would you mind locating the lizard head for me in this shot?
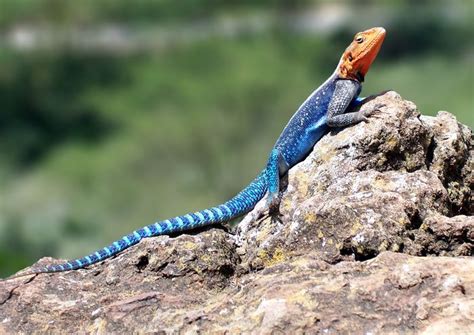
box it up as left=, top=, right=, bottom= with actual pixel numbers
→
left=337, top=27, right=386, bottom=82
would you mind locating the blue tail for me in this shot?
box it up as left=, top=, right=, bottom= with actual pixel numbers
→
left=34, top=170, right=268, bottom=274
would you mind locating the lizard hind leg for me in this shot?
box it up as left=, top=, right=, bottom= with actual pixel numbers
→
left=265, top=148, right=289, bottom=214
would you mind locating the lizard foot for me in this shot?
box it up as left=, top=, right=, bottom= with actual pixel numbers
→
left=266, top=194, right=281, bottom=215
left=249, top=195, right=281, bottom=222
left=251, top=207, right=283, bottom=223
left=362, top=103, right=385, bottom=121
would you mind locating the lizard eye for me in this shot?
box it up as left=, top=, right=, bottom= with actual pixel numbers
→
left=355, top=36, right=364, bottom=43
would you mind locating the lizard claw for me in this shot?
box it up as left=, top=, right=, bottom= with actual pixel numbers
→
left=266, top=194, right=281, bottom=215
left=362, top=103, right=385, bottom=120
left=374, top=103, right=386, bottom=110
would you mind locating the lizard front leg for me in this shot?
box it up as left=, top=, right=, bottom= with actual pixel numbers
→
left=327, top=104, right=384, bottom=127
left=326, top=79, right=383, bottom=128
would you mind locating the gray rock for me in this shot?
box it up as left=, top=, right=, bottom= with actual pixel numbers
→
left=1, top=92, right=472, bottom=334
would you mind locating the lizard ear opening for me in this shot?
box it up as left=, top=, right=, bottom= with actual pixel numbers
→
left=356, top=71, right=365, bottom=82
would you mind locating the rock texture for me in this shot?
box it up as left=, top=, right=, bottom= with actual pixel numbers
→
left=1, top=92, right=473, bottom=334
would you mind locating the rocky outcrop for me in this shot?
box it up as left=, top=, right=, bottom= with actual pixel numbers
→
left=237, top=93, right=472, bottom=270
left=1, top=92, right=472, bottom=334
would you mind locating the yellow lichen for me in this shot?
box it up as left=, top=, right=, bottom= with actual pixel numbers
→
left=378, top=240, right=388, bottom=252
left=258, top=247, right=287, bottom=267
left=288, top=289, right=316, bottom=309
left=304, top=212, right=317, bottom=223
left=404, top=153, right=419, bottom=170
left=385, top=135, right=399, bottom=150
left=293, top=171, right=310, bottom=197
left=281, top=198, right=293, bottom=212
left=356, top=245, right=365, bottom=254
left=183, top=241, right=198, bottom=250
left=256, top=224, right=272, bottom=244
left=200, top=254, right=212, bottom=264
left=350, top=220, right=363, bottom=235
left=314, top=144, right=336, bottom=162
left=373, top=176, right=395, bottom=191
left=87, top=318, right=108, bottom=334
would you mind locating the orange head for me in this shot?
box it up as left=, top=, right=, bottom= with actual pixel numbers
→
left=337, top=27, right=386, bottom=82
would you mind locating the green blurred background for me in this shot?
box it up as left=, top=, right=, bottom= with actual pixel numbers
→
left=0, top=0, right=473, bottom=277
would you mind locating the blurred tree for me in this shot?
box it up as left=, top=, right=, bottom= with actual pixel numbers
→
left=0, top=52, right=126, bottom=167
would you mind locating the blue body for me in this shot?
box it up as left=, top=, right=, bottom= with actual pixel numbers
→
left=30, top=72, right=360, bottom=275
left=274, top=73, right=337, bottom=167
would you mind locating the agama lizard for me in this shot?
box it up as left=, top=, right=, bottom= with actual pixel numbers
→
left=4, top=27, right=386, bottom=280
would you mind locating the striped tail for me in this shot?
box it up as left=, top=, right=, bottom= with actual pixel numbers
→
left=8, top=170, right=268, bottom=278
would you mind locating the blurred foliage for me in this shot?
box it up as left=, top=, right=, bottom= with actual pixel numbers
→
left=0, top=0, right=312, bottom=26
left=0, top=51, right=124, bottom=166
left=0, top=0, right=472, bottom=277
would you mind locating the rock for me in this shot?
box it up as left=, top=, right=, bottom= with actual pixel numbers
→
left=0, top=92, right=473, bottom=333
left=422, top=112, right=473, bottom=214
left=237, top=92, right=472, bottom=268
